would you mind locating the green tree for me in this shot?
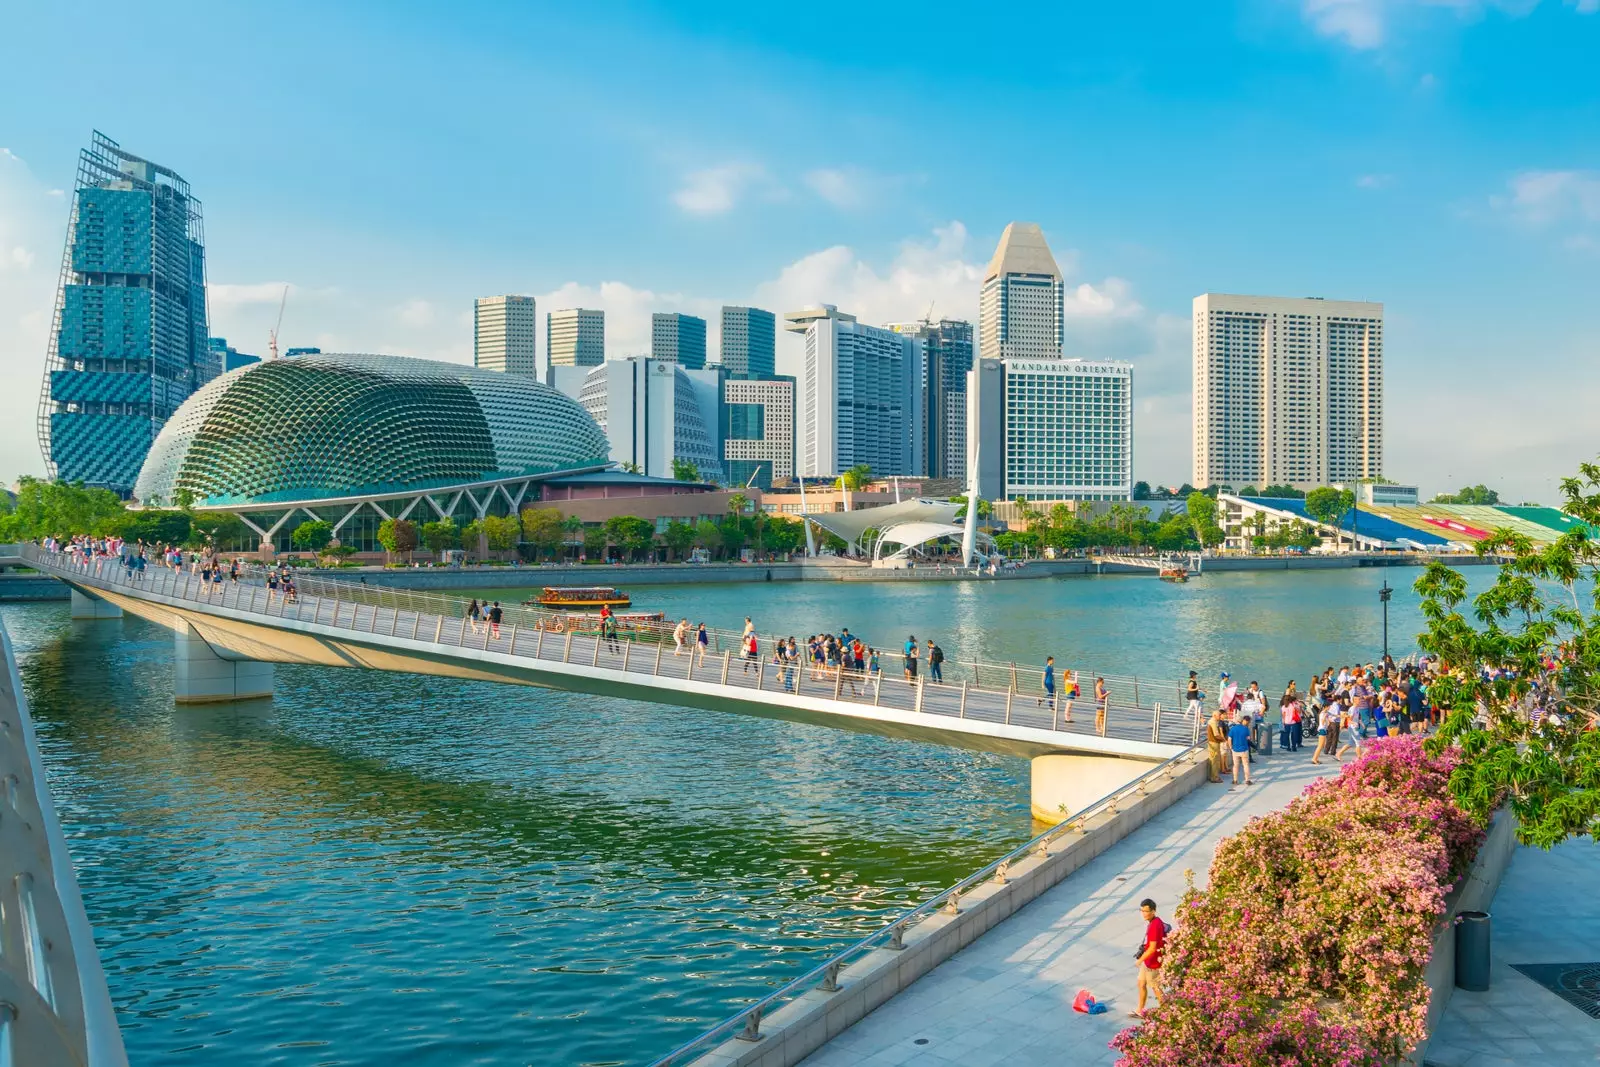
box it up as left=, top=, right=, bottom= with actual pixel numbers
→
left=1305, top=486, right=1356, bottom=549
left=839, top=464, right=872, bottom=491
left=420, top=518, right=460, bottom=556
left=581, top=524, right=607, bottom=560
left=291, top=519, right=334, bottom=553
left=376, top=518, right=418, bottom=561
left=1132, top=480, right=1152, bottom=500
left=661, top=520, right=696, bottom=561
left=187, top=511, right=248, bottom=550
left=620, top=461, right=642, bottom=474
left=1185, top=492, right=1223, bottom=547
left=950, top=495, right=992, bottom=520
left=692, top=519, right=722, bottom=558
left=462, top=518, right=488, bottom=557
left=727, top=491, right=750, bottom=517
left=603, top=515, right=656, bottom=561
left=1432, top=484, right=1501, bottom=505
left=0, top=477, right=128, bottom=540
left=1260, top=483, right=1307, bottom=499
left=121, top=509, right=192, bottom=546
left=761, top=515, right=804, bottom=555
left=1414, top=459, right=1600, bottom=848
left=482, top=514, right=520, bottom=554
left=519, top=507, right=565, bottom=561
left=672, top=458, right=702, bottom=482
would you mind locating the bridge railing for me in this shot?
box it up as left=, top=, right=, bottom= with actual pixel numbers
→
left=645, top=746, right=1201, bottom=1066
left=20, top=546, right=1199, bottom=743
left=0, top=618, right=129, bottom=1067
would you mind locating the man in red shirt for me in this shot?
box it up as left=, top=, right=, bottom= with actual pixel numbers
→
left=1134, top=897, right=1166, bottom=1016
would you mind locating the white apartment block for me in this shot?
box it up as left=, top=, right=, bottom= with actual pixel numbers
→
left=1193, top=293, right=1383, bottom=491
left=978, top=222, right=1064, bottom=362
left=546, top=308, right=605, bottom=380
left=724, top=376, right=794, bottom=487
left=791, top=307, right=924, bottom=478
left=971, top=358, right=1133, bottom=501
left=473, top=295, right=537, bottom=375
left=552, top=357, right=724, bottom=483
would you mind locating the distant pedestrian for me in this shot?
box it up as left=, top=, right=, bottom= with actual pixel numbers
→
left=743, top=629, right=759, bottom=673
left=926, top=639, right=943, bottom=683
left=1132, top=898, right=1167, bottom=1017
left=673, top=618, right=689, bottom=656
left=488, top=601, right=503, bottom=639
left=1185, top=671, right=1202, bottom=730
left=696, top=622, right=709, bottom=665
left=903, top=635, right=919, bottom=682
left=1229, top=712, right=1253, bottom=787
left=1039, top=655, right=1056, bottom=709
left=468, top=598, right=483, bottom=635
left=1205, top=708, right=1227, bottom=783
left=1062, top=669, right=1078, bottom=724
left=1094, top=677, right=1109, bottom=734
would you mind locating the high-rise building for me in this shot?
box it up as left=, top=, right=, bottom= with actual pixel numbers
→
left=719, top=306, right=776, bottom=379
left=207, top=337, right=261, bottom=373
left=969, top=358, right=1134, bottom=501
left=37, top=132, right=213, bottom=495
left=549, top=357, right=725, bottom=482
left=546, top=308, right=605, bottom=381
left=788, top=306, right=924, bottom=478
left=1192, top=293, right=1384, bottom=491
left=283, top=346, right=322, bottom=358
left=474, top=294, right=537, bottom=375
left=889, top=318, right=973, bottom=481
left=651, top=312, right=707, bottom=369
left=978, top=222, right=1064, bottom=362
left=724, top=376, right=795, bottom=489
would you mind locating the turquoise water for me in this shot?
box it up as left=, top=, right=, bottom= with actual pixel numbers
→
left=3, top=565, right=1482, bottom=1065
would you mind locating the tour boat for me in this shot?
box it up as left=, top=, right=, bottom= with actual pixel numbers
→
left=1159, top=565, right=1189, bottom=583
left=528, top=586, right=632, bottom=609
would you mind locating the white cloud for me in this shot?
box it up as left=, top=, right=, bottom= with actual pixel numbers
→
left=804, top=167, right=869, bottom=209
left=537, top=279, right=722, bottom=359
left=1356, top=173, right=1395, bottom=189
left=671, top=162, right=776, bottom=216
left=209, top=281, right=294, bottom=308
left=1501, top=169, right=1600, bottom=226
left=1299, top=0, right=1573, bottom=50
left=396, top=298, right=436, bottom=328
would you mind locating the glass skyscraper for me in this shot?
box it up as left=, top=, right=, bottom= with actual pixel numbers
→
left=719, top=306, right=776, bottom=379
left=38, top=132, right=214, bottom=495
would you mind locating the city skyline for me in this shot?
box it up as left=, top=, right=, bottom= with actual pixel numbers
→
left=2, top=1, right=1598, bottom=501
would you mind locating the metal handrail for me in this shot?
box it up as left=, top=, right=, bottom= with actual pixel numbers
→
left=646, top=745, right=1200, bottom=1066
left=17, top=544, right=1186, bottom=713
left=0, top=618, right=129, bottom=1067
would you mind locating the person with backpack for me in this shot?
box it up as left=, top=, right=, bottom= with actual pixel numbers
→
left=1133, top=898, right=1168, bottom=1017
left=926, top=639, right=944, bottom=683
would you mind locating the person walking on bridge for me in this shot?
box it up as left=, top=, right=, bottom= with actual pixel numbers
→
left=903, top=635, right=919, bottom=683
left=1039, top=656, right=1056, bottom=709
left=1205, top=708, right=1227, bottom=783
left=488, top=601, right=503, bottom=639
left=927, top=638, right=943, bottom=684
left=673, top=618, right=689, bottom=656
left=1185, top=672, right=1203, bottom=732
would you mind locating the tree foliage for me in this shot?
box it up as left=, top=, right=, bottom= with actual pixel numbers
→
left=482, top=514, right=520, bottom=553
left=672, top=458, right=701, bottom=482
left=420, top=518, right=460, bottom=555
left=1185, top=492, right=1224, bottom=547
left=519, top=507, right=565, bottom=560
left=1414, top=458, right=1600, bottom=848
left=1431, top=484, right=1501, bottom=505
left=603, top=515, right=656, bottom=560
left=376, top=518, right=418, bottom=559
left=0, top=477, right=128, bottom=540
left=838, top=464, right=872, bottom=491
left=291, top=519, right=334, bottom=552
left=661, top=520, right=696, bottom=560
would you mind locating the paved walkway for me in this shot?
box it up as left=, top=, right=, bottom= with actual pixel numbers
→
left=1426, top=837, right=1600, bottom=1066
left=800, top=752, right=1336, bottom=1067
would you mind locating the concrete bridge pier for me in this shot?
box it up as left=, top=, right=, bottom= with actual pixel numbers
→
left=1031, top=754, right=1158, bottom=825
left=173, top=619, right=273, bottom=704
left=69, top=588, right=122, bottom=619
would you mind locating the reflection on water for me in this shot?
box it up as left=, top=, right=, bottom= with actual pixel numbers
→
left=3, top=566, right=1492, bottom=1065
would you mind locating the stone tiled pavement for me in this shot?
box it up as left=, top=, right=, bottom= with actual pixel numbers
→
left=1425, top=838, right=1600, bottom=1067
left=800, top=751, right=1337, bottom=1067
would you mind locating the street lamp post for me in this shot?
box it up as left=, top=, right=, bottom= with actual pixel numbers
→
left=1379, top=579, right=1392, bottom=660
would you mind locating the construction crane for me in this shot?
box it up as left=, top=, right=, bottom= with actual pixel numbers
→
left=268, top=285, right=289, bottom=360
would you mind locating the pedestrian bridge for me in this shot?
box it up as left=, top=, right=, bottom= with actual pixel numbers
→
left=3, top=545, right=1197, bottom=824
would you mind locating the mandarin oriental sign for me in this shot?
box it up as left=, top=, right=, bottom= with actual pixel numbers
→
left=1004, top=360, right=1131, bottom=376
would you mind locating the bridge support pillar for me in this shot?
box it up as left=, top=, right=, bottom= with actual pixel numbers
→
left=173, top=619, right=273, bottom=704
left=69, top=589, right=122, bottom=619
left=1030, top=755, right=1153, bottom=826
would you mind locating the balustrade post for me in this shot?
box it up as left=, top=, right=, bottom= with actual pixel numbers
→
left=1151, top=702, right=1162, bottom=744
left=833, top=668, right=843, bottom=701
left=653, top=643, right=663, bottom=676
left=959, top=681, right=969, bottom=718
left=915, top=678, right=926, bottom=714
left=592, top=635, right=601, bottom=666
left=412, top=613, right=422, bottom=640
left=508, top=625, right=518, bottom=654
left=434, top=616, right=445, bottom=643
left=1134, top=676, right=1141, bottom=706
left=755, top=659, right=764, bottom=691
left=563, top=632, right=573, bottom=663
left=720, top=650, right=730, bottom=685
left=622, top=641, right=632, bottom=671
left=1004, top=684, right=1014, bottom=725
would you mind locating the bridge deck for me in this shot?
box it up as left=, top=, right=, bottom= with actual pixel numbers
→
left=10, top=548, right=1195, bottom=761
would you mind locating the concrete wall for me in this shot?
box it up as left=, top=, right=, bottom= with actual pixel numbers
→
left=1409, top=809, right=1520, bottom=1066
left=691, top=754, right=1207, bottom=1067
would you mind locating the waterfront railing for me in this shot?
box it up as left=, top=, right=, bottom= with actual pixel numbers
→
left=643, top=746, right=1201, bottom=1066
left=17, top=547, right=1202, bottom=746
left=0, top=618, right=130, bottom=1067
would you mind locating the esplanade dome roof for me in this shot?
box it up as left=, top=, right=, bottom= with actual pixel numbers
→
left=134, top=353, right=612, bottom=507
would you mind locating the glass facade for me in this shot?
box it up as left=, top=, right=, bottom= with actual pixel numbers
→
left=719, top=306, right=776, bottom=379
left=39, top=131, right=213, bottom=495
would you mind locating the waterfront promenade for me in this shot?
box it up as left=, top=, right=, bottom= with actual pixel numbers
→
left=796, top=755, right=1337, bottom=1067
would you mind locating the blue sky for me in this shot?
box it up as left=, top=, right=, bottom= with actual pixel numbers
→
left=1, top=0, right=1597, bottom=499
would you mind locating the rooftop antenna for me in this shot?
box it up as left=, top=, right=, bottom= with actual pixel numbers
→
left=268, top=285, right=289, bottom=360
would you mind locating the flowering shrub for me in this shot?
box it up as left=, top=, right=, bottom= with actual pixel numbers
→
left=1110, top=980, right=1387, bottom=1067
left=1113, top=737, right=1485, bottom=1066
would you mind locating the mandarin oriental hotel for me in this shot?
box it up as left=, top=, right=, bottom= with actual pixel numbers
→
left=971, top=358, right=1133, bottom=502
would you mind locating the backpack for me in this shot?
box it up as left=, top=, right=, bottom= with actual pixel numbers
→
left=930, top=645, right=944, bottom=665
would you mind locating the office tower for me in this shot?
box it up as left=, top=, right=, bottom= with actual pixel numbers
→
left=474, top=295, right=537, bottom=375
left=549, top=357, right=725, bottom=482
left=650, top=312, right=707, bottom=369
left=787, top=306, right=923, bottom=478
left=978, top=222, right=1064, bottom=362
left=724, top=376, right=795, bottom=488
left=889, top=318, right=973, bottom=481
left=1192, top=293, right=1384, bottom=491
left=969, top=358, right=1134, bottom=502
left=719, top=305, right=776, bottom=379
left=37, top=131, right=212, bottom=495
left=546, top=308, right=605, bottom=381
left=207, top=337, right=261, bottom=373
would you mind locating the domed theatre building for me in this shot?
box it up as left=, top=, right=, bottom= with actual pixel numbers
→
left=134, top=353, right=613, bottom=553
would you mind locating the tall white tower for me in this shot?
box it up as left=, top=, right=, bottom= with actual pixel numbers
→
left=978, top=222, right=1064, bottom=362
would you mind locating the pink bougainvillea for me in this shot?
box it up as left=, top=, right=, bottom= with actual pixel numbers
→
left=1112, top=736, right=1485, bottom=1066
